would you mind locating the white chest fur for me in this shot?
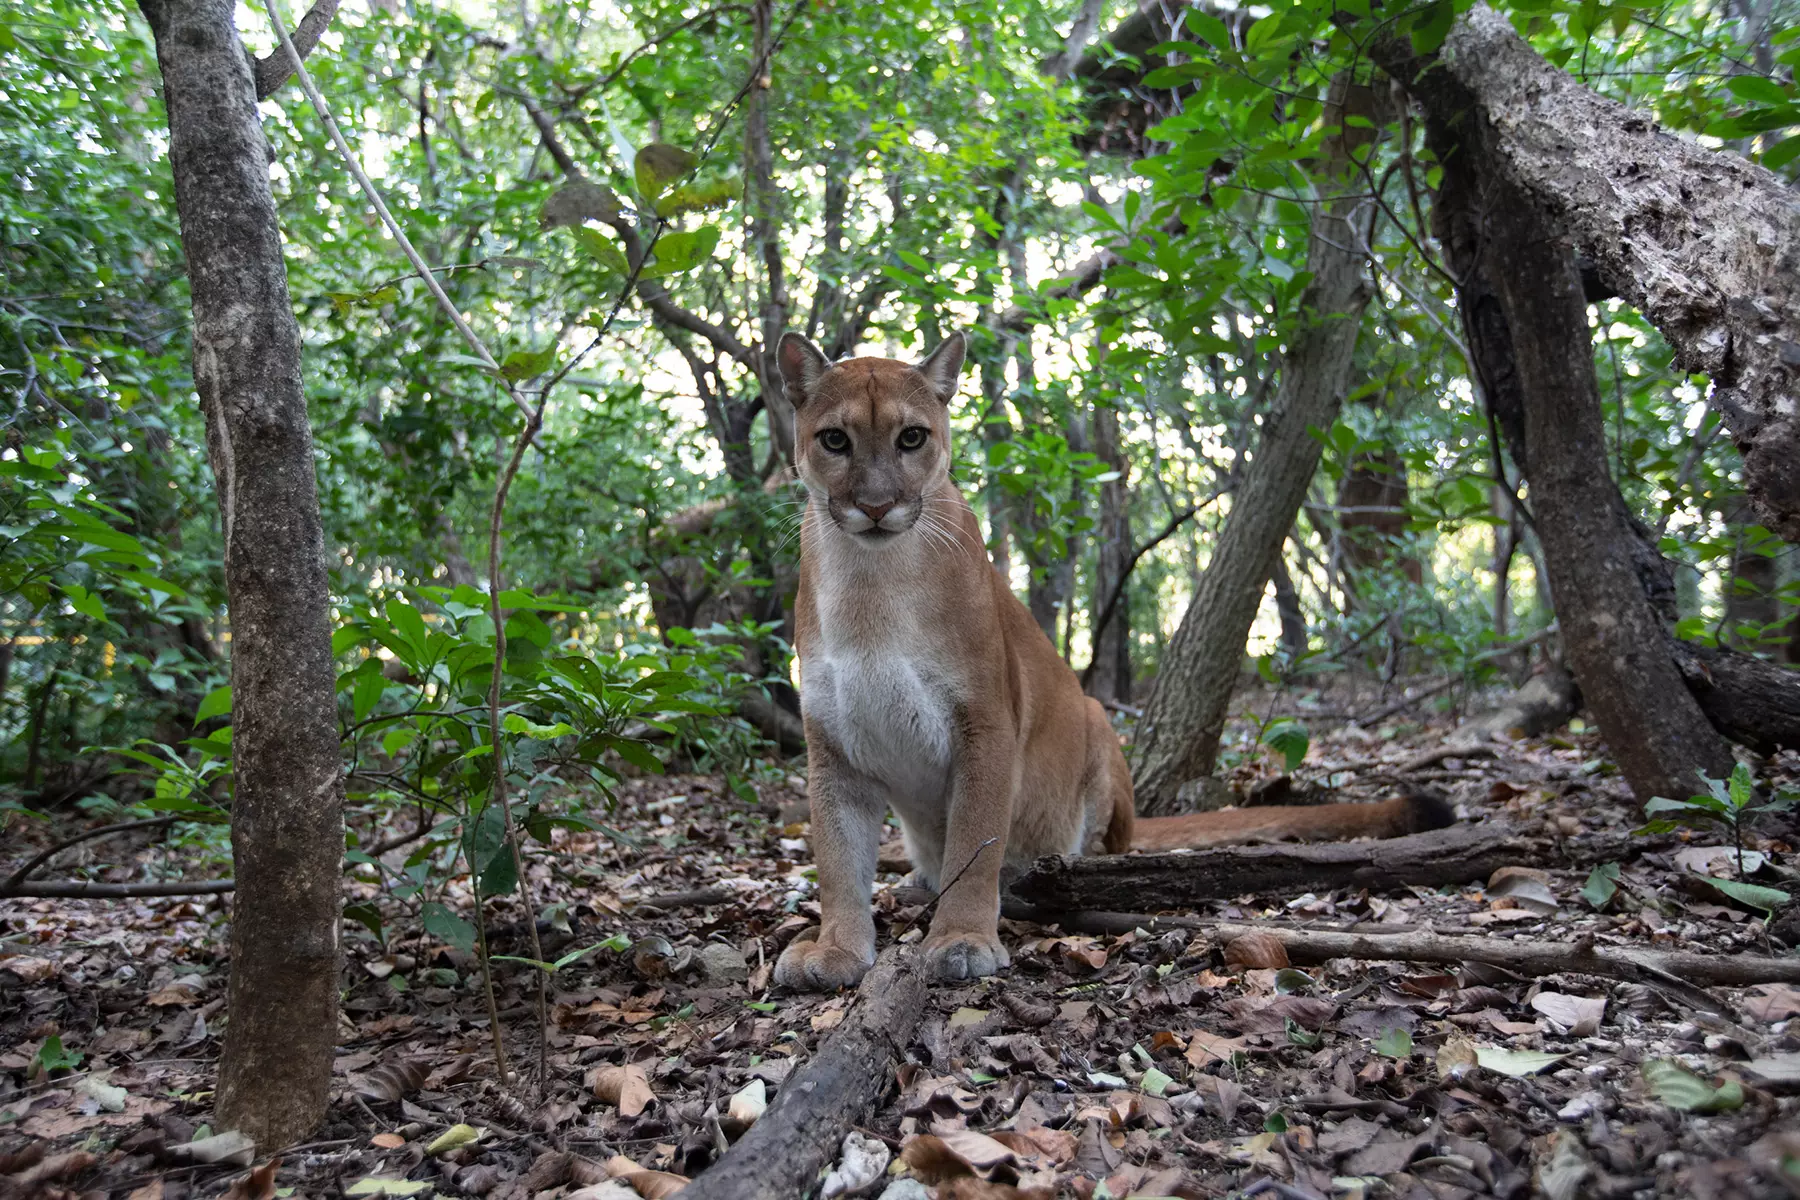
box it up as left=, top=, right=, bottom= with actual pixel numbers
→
left=800, top=550, right=954, bottom=803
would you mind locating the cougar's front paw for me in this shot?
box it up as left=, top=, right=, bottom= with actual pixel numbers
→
left=921, top=929, right=1010, bottom=981
left=773, top=936, right=875, bottom=991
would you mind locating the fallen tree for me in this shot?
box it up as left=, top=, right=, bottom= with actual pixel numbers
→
left=1005, top=822, right=1632, bottom=912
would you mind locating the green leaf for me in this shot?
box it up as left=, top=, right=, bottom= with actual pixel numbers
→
left=195, top=685, right=232, bottom=723
left=571, top=226, right=630, bottom=274
left=421, top=901, right=477, bottom=953
left=1728, top=75, right=1791, bottom=107
left=1642, top=1059, right=1745, bottom=1112
left=1261, top=717, right=1309, bottom=771
left=34, top=1035, right=83, bottom=1073
left=1580, top=862, right=1620, bottom=910
left=500, top=347, right=556, bottom=382
left=634, top=142, right=697, bottom=201
left=655, top=176, right=739, bottom=218
left=1374, top=1027, right=1413, bottom=1059
left=1263, top=1111, right=1288, bottom=1133
left=643, top=224, right=720, bottom=276
left=64, top=583, right=106, bottom=621
left=1285, top=1017, right=1322, bottom=1048
left=1697, top=875, right=1790, bottom=916
left=1411, top=0, right=1454, bottom=54
left=1727, top=762, right=1754, bottom=810
left=1474, top=1046, right=1567, bottom=1077
left=502, top=713, right=574, bottom=740
left=344, top=900, right=384, bottom=942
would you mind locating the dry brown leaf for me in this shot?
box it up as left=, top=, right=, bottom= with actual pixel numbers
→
left=353, top=1059, right=428, bottom=1103
left=368, top=1133, right=406, bottom=1150
left=991, top=1126, right=1077, bottom=1167
left=937, top=1180, right=1054, bottom=1200
left=1437, top=1034, right=1478, bottom=1081
left=1531, top=991, right=1606, bottom=1036
left=218, top=1159, right=280, bottom=1200
left=1222, top=931, right=1289, bottom=970
left=146, top=979, right=205, bottom=1006
left=900, top=1133, right=988, bottom=1183
left=1185, top=1029, right=1248, bottom=1068
left=593, top=1064, right=655, bottom=1117
left=1744, top=983, right=1800, bottom=1024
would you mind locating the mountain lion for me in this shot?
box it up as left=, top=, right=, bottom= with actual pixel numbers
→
left=772, top=331, right=1452, bottom=991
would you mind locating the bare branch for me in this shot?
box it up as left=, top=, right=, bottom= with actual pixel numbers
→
left=564, top=5, right=753, bottom=99
left=253, top=0, right=340, bottom=100
left=0, top=878, right=234, bottom=899
left=266, top=0, right=534, bottom=423
left=4, top=816, right=179, bottom=890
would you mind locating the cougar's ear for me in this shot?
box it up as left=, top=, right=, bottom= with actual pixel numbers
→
left=916, top=332, right=967, bottom=404
left=777, top=333, right=828, bottom=407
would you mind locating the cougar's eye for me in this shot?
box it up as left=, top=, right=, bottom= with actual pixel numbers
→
left=897, top=426, right=928, bottom=451
left=817, top=428, right=851, bottom=454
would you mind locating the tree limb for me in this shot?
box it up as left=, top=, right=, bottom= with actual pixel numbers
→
left=0, top=878, right=235, bottom=900
left=3, top=816, right=180, bottom=890
left=680, top=948, right=926, bottom=1200
left=253, top=0, right=340, bottom=100
left=1080, top=491, right=1223, bottom=687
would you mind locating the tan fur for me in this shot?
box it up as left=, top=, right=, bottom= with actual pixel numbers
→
left=771, top=333, right=1450, bottom=991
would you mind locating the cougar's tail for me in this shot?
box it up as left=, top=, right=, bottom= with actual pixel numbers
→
left=1128, top=790, right=1453, bottom=853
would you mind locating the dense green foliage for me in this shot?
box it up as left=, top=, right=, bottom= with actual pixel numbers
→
left=3, top=0, right=1796, bottom=827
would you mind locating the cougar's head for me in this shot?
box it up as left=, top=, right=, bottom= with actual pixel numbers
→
left=777, top=332, right=967, bottom=544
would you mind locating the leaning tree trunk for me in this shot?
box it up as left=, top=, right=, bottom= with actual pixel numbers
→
left=1389, top=31, right=1739, bottom=801
left=139, top=0, right=344, bottom=1148
left=1469, top=174, right=1734, bottom=802
left=1387, top=3, right=1800, bottom=541
left=1130, top=74, right=1379, bottom=814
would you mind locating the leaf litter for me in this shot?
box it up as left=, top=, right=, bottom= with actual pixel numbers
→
left=2, top=712, right=1799, bottom=1197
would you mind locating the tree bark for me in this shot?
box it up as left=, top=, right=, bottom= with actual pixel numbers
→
left=1391, top=3, right=1800, bottom=541
left=1009, top=824, right=1548, bottom=912
left=1087, top=398, right=1132, bottom=704
left=681, top=949, right=926, bottom=1200
left=1481, top=180, right=1733, bottom=801
left=1129, top=75, right=1377, bottom=814
left=1379, top=32, right=1739, bottom=804
left=138, top=0, right=344, bottom=1149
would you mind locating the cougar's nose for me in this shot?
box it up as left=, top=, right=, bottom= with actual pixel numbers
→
left=860, top=499, right=895, bottom=522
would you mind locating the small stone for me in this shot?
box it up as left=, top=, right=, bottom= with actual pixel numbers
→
left=698, top=942, right=749, bottom=983
left=1558, top=1090, right=1604, bottom=1122
left=877, top=1181, right=931, bottom=1200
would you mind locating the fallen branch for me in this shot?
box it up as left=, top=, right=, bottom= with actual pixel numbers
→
left=681, top=947, right=926, bottom=1200
left=0, top=878, right=235, bottom=899
left=3, top=816, right=180, bottom=890
left=1008, top=823, right=1634, bottom=912
left=1207, top=920, right=1800, bottom=995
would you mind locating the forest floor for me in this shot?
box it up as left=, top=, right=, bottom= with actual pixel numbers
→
left=4, top=682, right=1800, bottom=1200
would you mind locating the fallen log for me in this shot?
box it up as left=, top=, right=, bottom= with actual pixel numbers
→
left=1207, top=920, right=1800, bottom=994
left=1008, top=823, right=1574, bottom=911
left=681, top=947, right=925, bottom=1200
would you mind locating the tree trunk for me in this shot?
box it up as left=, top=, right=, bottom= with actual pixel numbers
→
left=139, top=0, right=344, bottom=1148
left=1087, top=398, right=1132, bottom=704
left=1388, top=3, right=1800, bottom=541
left=1405, top=57, right=1735, bottom=803
left=1129, top=75, right=1378, bottom=814
left=1270, top=550, right=1308, bottom=668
